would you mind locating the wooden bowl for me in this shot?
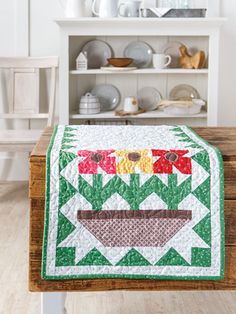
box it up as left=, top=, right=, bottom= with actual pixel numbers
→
left=107, top=58, right=133, bottom=68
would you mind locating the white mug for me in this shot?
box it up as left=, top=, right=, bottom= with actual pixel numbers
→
left=118, top=1, right=141, bottom=17
left=124, top=97, right=139, bottom=113
left=153, top=54, right=172, bottom=69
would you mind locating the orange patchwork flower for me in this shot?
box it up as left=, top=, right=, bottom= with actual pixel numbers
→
left=116, top=150, right=153, bottom=174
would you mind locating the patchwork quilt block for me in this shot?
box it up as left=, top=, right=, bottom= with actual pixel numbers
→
left=42, top=125, right=224, bottom=280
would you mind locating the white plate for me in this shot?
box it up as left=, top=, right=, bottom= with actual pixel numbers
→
left=91, top=84, right=120, bottom=111
left=124, top=41, right=153, bottom=68
left=162, top=41, right=183, bottom=68
left=169, top=84, right=200, bottom=100
left=137, top=87, right=162, bottom=111
left=100, top=66, right=137, bottom=72
left=82, top=40, right=112, bottom=69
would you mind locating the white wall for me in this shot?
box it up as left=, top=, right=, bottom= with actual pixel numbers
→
left=218, top=0, right=236, bottom=126
left=30, top=0, right=60, bottom=56
left=0, top=0, right=15, bottom=55
left=0, top=0, right=235, bottom=180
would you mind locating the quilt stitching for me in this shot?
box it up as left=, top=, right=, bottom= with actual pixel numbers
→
left=42, top=125, right=224, bottom=280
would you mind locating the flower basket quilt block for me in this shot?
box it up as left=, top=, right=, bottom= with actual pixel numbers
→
left=42, top=125, right=224, bottom=280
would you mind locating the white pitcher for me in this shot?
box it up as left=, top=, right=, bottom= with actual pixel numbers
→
left=60, top=0, right=92, bottom=18
left=92, top=0, right=118, bottom=18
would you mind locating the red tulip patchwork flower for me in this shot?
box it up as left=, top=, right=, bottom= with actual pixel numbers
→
left=78, top=150, right=116, bottom=174
left=152, top=149, right=192, bottom=174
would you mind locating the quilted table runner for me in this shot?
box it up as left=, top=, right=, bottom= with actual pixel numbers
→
left=42, top=125, right=224, bottom=280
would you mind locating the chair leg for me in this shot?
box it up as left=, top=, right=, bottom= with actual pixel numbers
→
left=41, top=292, right=67, bottom=314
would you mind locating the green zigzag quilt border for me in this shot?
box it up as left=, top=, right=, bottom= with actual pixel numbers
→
left=41, top=125, right=225, bottom=281
left=186, top=126, right=225, bottom=279
left=42, top=125, right=59, bottom=280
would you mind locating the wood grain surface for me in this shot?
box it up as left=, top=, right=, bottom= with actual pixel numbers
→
left=29, top=127, right=236, bottom=292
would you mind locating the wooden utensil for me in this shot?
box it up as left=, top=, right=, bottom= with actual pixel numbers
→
left=115, top=109, right=145, bottom=116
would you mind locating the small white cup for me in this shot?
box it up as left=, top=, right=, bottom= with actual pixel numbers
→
left=153, top=54, right=172, bottom=69
left=118, top=1, right=141, bottom=17
left=124, top=97, right=139, bottom=113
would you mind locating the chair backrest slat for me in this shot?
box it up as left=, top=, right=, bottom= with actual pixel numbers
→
left=0, top=56, right=59, bottom=69
left=0, top=56, right=59, bottom=127
left=47, top=67, right=57, bottom=127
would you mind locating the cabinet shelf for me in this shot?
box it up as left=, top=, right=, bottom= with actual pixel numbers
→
left=56, top=18, right=226, bottom=32
left=70, top=69, right=209, bottom=75
left=70, top=111, right=207, bottom=120
left=57, top=17, right=226, bottom=126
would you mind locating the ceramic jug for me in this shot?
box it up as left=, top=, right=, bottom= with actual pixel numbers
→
left=92, top=0, right=118, bottom=18
left=60, top=0, right=92, bottom=18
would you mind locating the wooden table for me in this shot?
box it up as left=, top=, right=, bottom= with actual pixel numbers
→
left=29, top=127, right=236, bottom=293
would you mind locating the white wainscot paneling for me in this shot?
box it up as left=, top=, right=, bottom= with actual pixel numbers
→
left=0, top=0, right=29, bottom=181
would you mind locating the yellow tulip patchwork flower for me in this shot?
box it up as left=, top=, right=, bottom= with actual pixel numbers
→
left=116, top=149, right=153, bottom=174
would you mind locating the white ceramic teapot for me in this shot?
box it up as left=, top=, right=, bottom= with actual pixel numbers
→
left=60, top=0, right=92, bottom=18
left=92, top=0, right=118, bottom=18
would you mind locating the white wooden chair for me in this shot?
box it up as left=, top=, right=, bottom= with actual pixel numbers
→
left=0, top=57, right=59, bottom=152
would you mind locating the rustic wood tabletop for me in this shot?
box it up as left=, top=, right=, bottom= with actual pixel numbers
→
left=29, top=127, right=236, bottom=292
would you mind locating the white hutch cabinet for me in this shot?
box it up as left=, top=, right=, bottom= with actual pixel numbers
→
left=56, top=17, right=225, bottom=126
